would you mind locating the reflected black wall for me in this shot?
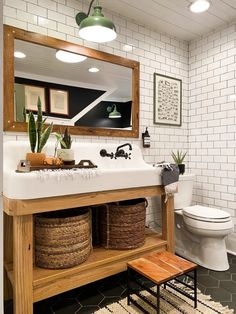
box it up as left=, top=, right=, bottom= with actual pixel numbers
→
left=15, top=77, right=132, bottom=129
left=76, top=101, right=132, bottom=128
left=15, top=77, right=105, bottom=119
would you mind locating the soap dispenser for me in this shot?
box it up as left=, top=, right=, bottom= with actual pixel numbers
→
left=142, top=127, right=150, bottom=148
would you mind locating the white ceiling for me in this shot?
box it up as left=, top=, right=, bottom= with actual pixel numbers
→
left=101, top=0, right=236, bottom=41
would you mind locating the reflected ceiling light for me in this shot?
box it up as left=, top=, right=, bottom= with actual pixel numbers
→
left=107, top=104, right=121, bottom=119
left=88, top=67, right=100, bottom=73
left=190, top=0, right=210, bottom=13
left=122, top=44, right=133, bottom=52
left=56, top=50, right=87, bottom=63
left=14, top=51, right=26, bottom=58
left=75, top=0, right=117, bottom=43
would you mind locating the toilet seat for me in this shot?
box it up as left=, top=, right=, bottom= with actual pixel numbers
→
left=183, top=205, right=231, bottom=223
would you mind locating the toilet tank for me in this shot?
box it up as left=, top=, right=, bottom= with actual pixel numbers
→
left=174, top=174, right=195, bottom=210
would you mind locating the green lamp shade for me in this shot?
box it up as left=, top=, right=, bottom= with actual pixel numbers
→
left=79, top=6, right=117, bottom=43
left=108, top=105, right=121, bottom=119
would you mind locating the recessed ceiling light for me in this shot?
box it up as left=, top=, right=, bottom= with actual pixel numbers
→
left=190, top=0, right=210, bottom=13
left=55, top=50, right=87, bottom=63
left=14, top=51, right=26, bottom=58
left=122, top=44, right=133, bottom=52
left=88, top=67, right=100, bottom=73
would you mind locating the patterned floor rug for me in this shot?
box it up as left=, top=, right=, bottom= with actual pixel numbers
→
left=95, top=283, right=234, bottom=314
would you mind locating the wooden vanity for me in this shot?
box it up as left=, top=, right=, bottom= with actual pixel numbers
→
left=4, top=185, right=174, bottom=314
left=3, top=25, right=174, bottom=314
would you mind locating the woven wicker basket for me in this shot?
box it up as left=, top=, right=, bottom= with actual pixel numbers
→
left=99, top=198, right=147, bottom=249
left=35, top=207, right=92, bottom=269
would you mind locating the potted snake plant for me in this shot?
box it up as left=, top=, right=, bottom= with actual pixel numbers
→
left=171, top=150, right=187, bottom=175
left=26, top=97, right=53, bottom=166
left=56, top=127, right=74, bottom=163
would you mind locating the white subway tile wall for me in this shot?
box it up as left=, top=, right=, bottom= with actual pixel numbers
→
left=189, top=23, right=236, bottom=232
left=1, top=0, right=204, bottom=230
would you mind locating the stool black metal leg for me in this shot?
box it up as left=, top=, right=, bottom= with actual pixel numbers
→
left=156, top=285, right=160, bottom=314
left=194, top=268, right=197, bottom=308
left=127, top=267, right=131, bottom=305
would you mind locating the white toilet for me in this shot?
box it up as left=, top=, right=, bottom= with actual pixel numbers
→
left=174, top=173, right=233, bottom=271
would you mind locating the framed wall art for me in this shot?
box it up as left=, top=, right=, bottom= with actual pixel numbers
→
left=24, top=85, right=46, bottom=112
left=49, top=89, right=69, bottom=115
left=153, top=73, right=182, bottom=126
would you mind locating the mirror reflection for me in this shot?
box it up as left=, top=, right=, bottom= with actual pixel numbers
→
left=14, top=39, right=132, bottom=129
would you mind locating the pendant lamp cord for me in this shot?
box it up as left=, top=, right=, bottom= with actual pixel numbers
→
left=87, top=0, right=99, bottom=15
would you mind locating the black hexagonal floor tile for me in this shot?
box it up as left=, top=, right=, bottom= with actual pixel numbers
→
left=209, top=270, right=231, bottom=280
left=60, top=287, right=81, bottom=299
left=232, top=293, right=236, bottom=301
left=205, top=287, right=232, bottom=302
left=99, top=272, right=126, bottom=287
left=220, top=280, right=236, bottom=293
left=34, top=298, right=55, bottom=314
left=76, top=305, right=100, bottom=313
left=99, top=296, right=122, bottom=308
left=228, top=263, right=236, bottom=273
left=197, top=283, right=206, bottom=294
left=198, top=275, right=219, bottom=288
left=4, top=300, right=13, bottom=314
left=121, top=287, right=128, bottom=298
left=4, top=254, right=236, bottom=314
left=99, top=283, right=126, bottom=297
left=51, top=299, right=81, bottom=313
left=77, top=291, right=104, bottom=306
left=198, top=266, right=210, bottom=275
left=220, top=301, right=236, bottom=312
left=34, top=295, right=61, bottom=314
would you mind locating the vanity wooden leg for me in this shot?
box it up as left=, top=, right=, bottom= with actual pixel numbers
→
left=4, top=213, right=13, bottom=300
left=13, top=215, right=33, bottom=314
left=162, top=195, right=175, bottom=253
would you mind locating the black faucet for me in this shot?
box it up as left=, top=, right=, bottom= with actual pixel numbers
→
left=100, top=149, right=114, bottom=159
left=115, top=143, right=132, bottom=159
left=116, top=143, right=132, bottom=152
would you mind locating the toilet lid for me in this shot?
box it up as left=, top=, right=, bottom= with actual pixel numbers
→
left=183, top=205, right=231, bottom=222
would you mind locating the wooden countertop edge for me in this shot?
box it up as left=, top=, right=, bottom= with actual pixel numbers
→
left=3, top=185, right=165, bottom=216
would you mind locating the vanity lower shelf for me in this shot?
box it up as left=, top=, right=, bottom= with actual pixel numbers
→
left=5, top=229, right=166, bottom=302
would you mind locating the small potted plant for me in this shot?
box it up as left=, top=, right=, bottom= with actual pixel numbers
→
left=56, top=127, right=74, bottom=164
left=171, top=150, right=187, bottom=175
left=26, top=97, right=53, bottom=166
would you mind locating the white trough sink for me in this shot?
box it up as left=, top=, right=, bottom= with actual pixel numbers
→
left=3, top=141, right=162, bottom=200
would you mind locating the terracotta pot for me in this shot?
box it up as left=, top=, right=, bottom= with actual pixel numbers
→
left=26, top=152, right=46, bottom=166
left=57, top=149, right=74, bottom=161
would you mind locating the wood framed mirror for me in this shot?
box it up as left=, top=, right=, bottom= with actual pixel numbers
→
left=4, top=25, right=139, bottom=137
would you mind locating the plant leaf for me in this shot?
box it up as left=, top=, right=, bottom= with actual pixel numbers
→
left=171, top=150, right=187, bottom=164
left=36, top=97, right=43, bottom=153
left=28, top=112, right=36, bottom=153
left=38, top=123, right=53, bottom=153
left=60, top=139, right=67, bottom=148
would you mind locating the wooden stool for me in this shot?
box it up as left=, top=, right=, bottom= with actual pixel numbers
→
left=127, top=251, right=197, bottom=313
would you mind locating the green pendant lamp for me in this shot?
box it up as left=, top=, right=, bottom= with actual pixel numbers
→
left=75, top=0, right=117, bottom=43
left=107, top=104, right=121, bottom=119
